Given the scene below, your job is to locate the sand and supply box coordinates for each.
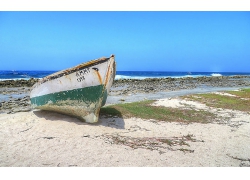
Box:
[1,92,250,167]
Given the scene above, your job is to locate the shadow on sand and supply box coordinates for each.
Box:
[33,107,125,129]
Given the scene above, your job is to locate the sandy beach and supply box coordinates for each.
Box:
[1,77,250,167]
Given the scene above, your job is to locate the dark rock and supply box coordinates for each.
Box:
[0,78,39,87]
[111,75,250,95]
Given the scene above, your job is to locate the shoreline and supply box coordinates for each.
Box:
[106,86,250,105]
[1,75,250,114]
[0,76,250,167]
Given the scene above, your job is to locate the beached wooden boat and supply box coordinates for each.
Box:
[30,55,116,123]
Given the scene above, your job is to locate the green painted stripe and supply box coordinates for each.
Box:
[101,89,108,106]
[31,85,106,107]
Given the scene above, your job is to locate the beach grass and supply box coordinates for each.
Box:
[101,88,250,122]
[184,88,250,112]
[100,100,216,123]
[227,88,250,98]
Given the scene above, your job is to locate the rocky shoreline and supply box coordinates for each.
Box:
[1,75,250,114]
[0,78,39,88]
[111,75,250,95]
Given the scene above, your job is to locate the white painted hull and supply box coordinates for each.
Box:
[30,55,116,123]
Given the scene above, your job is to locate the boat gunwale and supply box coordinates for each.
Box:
[33,56,113,86]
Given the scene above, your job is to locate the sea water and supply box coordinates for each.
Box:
[1,70,250,81]
[115,71,250,80]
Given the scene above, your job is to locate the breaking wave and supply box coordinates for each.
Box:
[211,73,222,77]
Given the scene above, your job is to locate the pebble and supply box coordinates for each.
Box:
[82,134,90,138]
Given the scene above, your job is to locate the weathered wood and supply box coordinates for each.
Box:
[30,55,116,123]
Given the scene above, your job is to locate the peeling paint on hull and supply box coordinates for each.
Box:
[30,55,116,123]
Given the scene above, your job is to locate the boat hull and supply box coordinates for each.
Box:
[30,55,116,123]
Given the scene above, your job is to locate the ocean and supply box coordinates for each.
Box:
[1,70,250,81]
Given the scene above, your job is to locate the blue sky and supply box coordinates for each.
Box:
[0,11,250,72]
